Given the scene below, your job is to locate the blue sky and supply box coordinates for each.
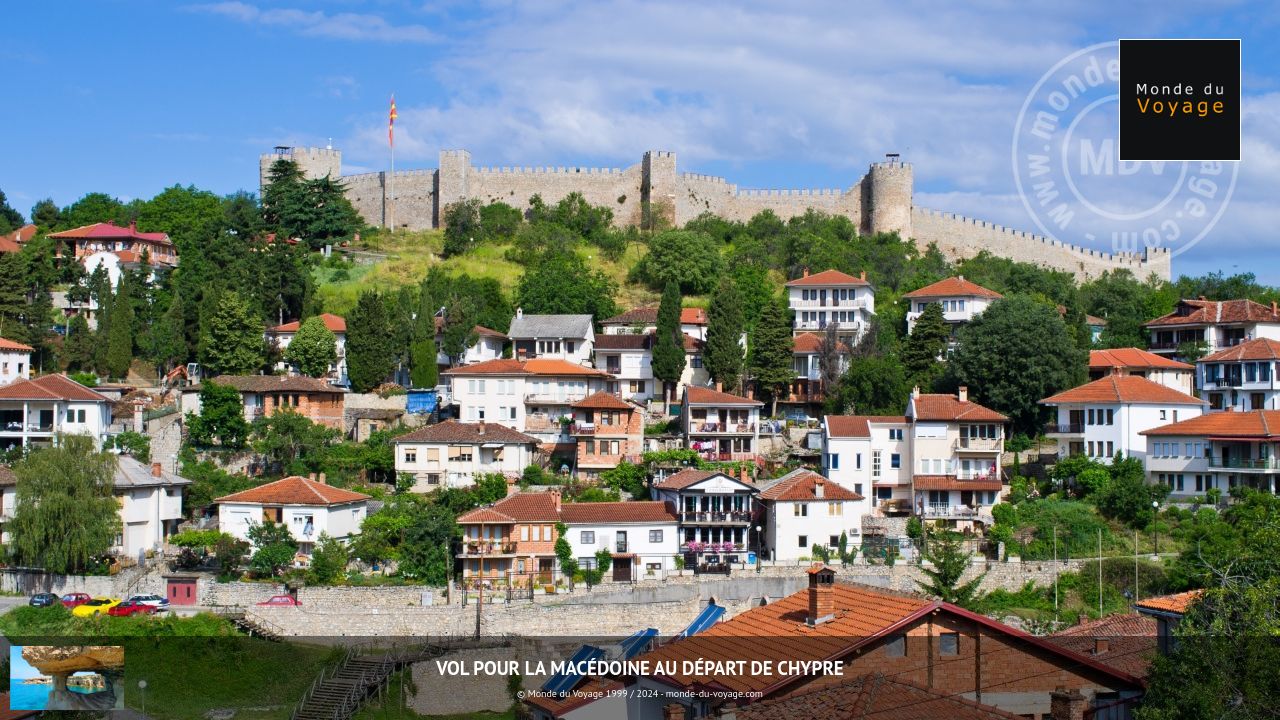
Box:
[2,1,1277,281]
[10,646,42,680]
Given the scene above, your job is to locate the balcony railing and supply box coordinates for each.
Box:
[460,540,518,555]
[954,471,1001,482]
[694,451,758,462]
[1147,341,1182,350]
[923,504,982,519]
[0,421,53,433]
[1206,457,1280,470]
[955,437,1002,451]
[680,511,753,525]
[690,422,756,434]
[1044,423,1084,435]
[791,298,868,309]
[569,423,595,435]
[524,392,589,404]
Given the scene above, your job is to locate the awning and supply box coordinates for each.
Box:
[481,442,506,449]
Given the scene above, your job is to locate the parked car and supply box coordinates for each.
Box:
[127,594,170,609]
[256,595,301,607]
[107,599,158,617]
[71,598,122,617]
[60,593,92,608]
[28,593,59,608]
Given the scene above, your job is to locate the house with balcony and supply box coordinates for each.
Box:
[651,468,758,569]
[594,334,654,403]
[507,309,594,365]
[49,221,178,286]
[1042,375,1205,463]
[1197,338,1280,411]
[560,501,680,581]
[780,332,848,421]
[906,387,1008,528]
[180,375,346,429]
[392,420,539,491]
[1143,298,1280,358]
[216,475,370,555]
[758,469,865,562]
[569,392,644,480]
[785,269,875,345]
[1089,348,1195,394]
[1141,410,1280,498]
[682,385,763,462]
[266,313,349,386]
[903,276,1003,341]
[822,415,911,514]
[600,306,708,341]
[456,491,563,587]
[112,456,190,558]
[0,337,32,386]
[0,374,111,450]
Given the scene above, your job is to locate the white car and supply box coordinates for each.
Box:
[128,594,170,609]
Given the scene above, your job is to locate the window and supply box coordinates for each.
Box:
[830,535,840,546]
[1160,409,1167,420]
[854,483,863,495]
[856,453,862,469]
[890,453,901,469]
[520,526,529,541]
[580,531,595,544]
[889,428,904,440]
[542,525,552,541]
[649,529,663,543]
[940,632,959,656]
[830,453,839,469]
[690,355,703,368]
[872,451,881,478]
[403,450,417,463]
[427,474,440,485]
[884,634,906,657]
[828,502,842,516]
[1106,409,1114,425]
[794,504,808,517]
[1106,441,1114,456]
[797,535,808,548]
[1088,409,1095,425]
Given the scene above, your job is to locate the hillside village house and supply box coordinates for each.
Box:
[456,492,562,586]
[392,420,539,491]
[1197,338,1280,411]
[1089,348,1195,394]
[758,469,866,562]
[0,337,32,386]
[651,468,757,565]
[779,332,848,421]
[592,334,654,403]
[600,306,708,340]
[112,456,189,558]
[427,315,508,368]
[785,269,875,345]
[903,275,1003,340]
[507,310,594,365]
[1143,298,1280,357]
[682,385,763,462]
[0,374,111,450]
[1136,590,1202,655]
[1141,411,1280,498]
[216,475,370,555]
[822,415,912,513]
[569,392,644,479]
[181,375,346,429]
[907,388,1007,527]
[49,221,177,286]
[560,501,680,581]
[266,313,348,386]
[1042,375,1205,463]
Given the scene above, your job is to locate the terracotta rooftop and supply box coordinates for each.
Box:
[759,469,863,501]
[443,358,611,377]
[571,391,634,410]
[824,415,908,438]
[1199,337,1280,362]
[652,468,732,490]
[735,673,1023,720]
[601,306,708,326]
[0,465,15,487]
[1090,348,1193,370]
[1040,375,1204,406]
[912,474,1003,491]
[685,385,762,406]
[474,325,507,339]
[792,332,849,354]
[0,336,34,352]
[1135,589,1203,615]
[270,313,346,334]
[3,224,37,245]
[559,500,678,525]
[902,275,1003,299]
[1144,299,1280,328]
[910,393,1007,422]
[216,476,369,506]
[1140,409,1280,438]
[203,375,346,394]
[1047,613,1158,678]
[785,269,870,287]
[457,492,561,524]
[682,333,704,352]
[392,420,538,445]
[49,221,172,245]
[593,334,652,351]
[0,374,108,402]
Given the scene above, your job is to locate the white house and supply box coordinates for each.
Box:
[779,332,849,421]
[460,326,507,365]
[559,501,680,581]
[600,306,709,341]
[392,420,539,491]
[822,414,911,512]
[1143,298,1280,358]
[682,385,763,462]
[266,313,348,386]
[0,374,111,451]
[507,310,594,365]
[1141,410,1280,498]
[0,337,32,386]
[785,269,875,345]
[593,334,654,403]
[1197,338,1280,411]
[216,475,370,555]
[903,276,1003,339]
[1089,348,1195,395]
[758,469,865,562]
[1042,375,1205,463]
[906,388,1008,528]
[112,456,189,558]
[651,468,758,560]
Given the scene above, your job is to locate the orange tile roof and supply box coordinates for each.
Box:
[571,391,634,410]
[759,469,863,501]
[393,420,538,445]
[442,358,610,377]
[735,673,1023,720]
[49,221,172,245]
[653,468,727,490]
[442,358,528,375]
[792,332,849,354]
[270,313,347,334]
[474,325,507,339]
[911,393,1007,422]
[1090,348,1193,370]
[215,476,370,506]
[1047,614,1158,678]
[4,224,38,244]
[1144,299,1280,328]
[559,500,678,525]
[1140,410,1280,438]
[1200,337,1280,362]
[524,358,612,376]
[912,475,1003,491]
[0,236,21,254]
[0,374,108,402]
[1040,375,1204,406]
[682,333,705,352]
[0,336,34,352]
[785,269,870,287]
[1135,589,1203,615]
[457,492,561,524]
[824,415,908,438]
[902,276,1003,299]
[685,385,762,406]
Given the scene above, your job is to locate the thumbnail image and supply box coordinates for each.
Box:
[8,645,124,711]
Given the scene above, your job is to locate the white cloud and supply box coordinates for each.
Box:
[187,2,439,43]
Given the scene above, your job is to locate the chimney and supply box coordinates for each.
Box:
[739,464,750,485]
[318,472,326,485]
[912,385,921,399]
[1049,687,1087,720]
[478,419,486,436]
[859,270,867,282]
[309,473,317,482]
[1093,637,1109,655]
[746,388,754,400]
[958,275,964,281]
[150,462,162,478]
[802,267,809,278]
[662,704,686,720]
[1272,301,1277,315]
[133,400,145,434]
[550,490,562,511]
[1198,295,1207,301]
[958,386,968,403]
[806,564,836,626]
[814,478,824,499]
[516,307,524,319]
[715,381,723,392]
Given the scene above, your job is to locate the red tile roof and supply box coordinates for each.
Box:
[216,476,370,506]
[902,276,1003,299]
[4,224,38,244]
[1199,337,1280,362]
[392,420,538,445]
[601,307,708,325]
[824,415,908,438]
[911,393,1007,422]
[685,385,762,406]
[1135,589,1203,615]
[0,374,108,402]
[1140,410,1280,438]
[912,475,1003,491]
[443,358,610,377]
[682,333,704,352]
[1040,375,1204,406]
[1143,299,1280,328]
[571,391,634,410]
[1090,348,1193,370]
[735,673,1023,720]
[652,468,730,490]
[457,492,561,524]
[1047,614,1158,678]
[474,325,507,339]
[0,336,34,352]
[559,500,678,524]
[49,221,172,245]
[205,375,345,394]
[759,469,863,501]
[593,334,652,351]
[785,269,870,287]
[0,236,19,254]
[792,332,849,354]
[270,313,346,334]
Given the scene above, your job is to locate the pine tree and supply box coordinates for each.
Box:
[651,281,686,413]
[704,277,744,392]
[916,531,985,607]
[347,291,396,393]
[902,301,949,388]
[199,291,265,376]
[750,297,794,416]
[0,253,27,340]
[106,277,135,379]
[150,292,188,372]
[63,314,94,371]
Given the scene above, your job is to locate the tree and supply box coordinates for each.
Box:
[600,462,649,500]
[817,321,844,393]
[250,409,339,474]
[826,356,909,414]
[0,253,28,342]
[0,190,25,233]
[633,230,724,293]
[750,297,794,416]
[30,198,60,230]
[247,520,298,577]
[409,334,439,389]
[149,292,188,372]
[136,184,224,244]
[307,533,349,584]
[186,380,250,449]
[704,277,744,392]
[59,192,127,230]
[949,296,1085,435]
[652,281,686,413]
[261,160,362,249]
[916,531,985,607]
[515,249,617,320]
[554,522,578,582]
[199,291,265,376]
[63,315,94,371]
[7,435,120,573]
[285,316,337,377]
[105,278,134,379]
[1094,454,1169,528]
[442,199,483,257]
[901,301,948,387]
[346,291,396,393]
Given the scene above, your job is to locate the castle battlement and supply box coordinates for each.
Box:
[472,165,626,175]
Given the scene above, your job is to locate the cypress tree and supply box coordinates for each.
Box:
[105,277,134,379]
[749,297,794,416]
[651,281,686,414]
[346,291,396,393]
[901,301,949,388]
[704,277,744,392]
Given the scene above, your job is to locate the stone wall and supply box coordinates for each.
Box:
[0,567,165,597]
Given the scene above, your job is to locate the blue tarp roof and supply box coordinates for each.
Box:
[678,603,724,638]
[618,627,659,660]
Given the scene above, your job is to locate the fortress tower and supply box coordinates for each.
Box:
[641,150,678,228]
[862,156,913,238]
[258,146,342,191]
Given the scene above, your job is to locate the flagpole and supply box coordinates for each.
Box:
[388,93,396,232]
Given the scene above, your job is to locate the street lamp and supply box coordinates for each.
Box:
[754,525,763,574]
[138,679,147,715]
[1150,500,1160,561]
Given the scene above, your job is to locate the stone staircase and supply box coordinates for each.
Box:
[291,644,450,720]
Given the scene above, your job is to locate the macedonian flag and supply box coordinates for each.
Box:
[389,95,398,147]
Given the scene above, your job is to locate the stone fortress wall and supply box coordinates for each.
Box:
[259,146,1171,281]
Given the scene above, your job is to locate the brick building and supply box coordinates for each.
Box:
[181,375,346,429]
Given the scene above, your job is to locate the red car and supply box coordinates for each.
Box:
[107,599,159,617]
[60,593,92,608]
[256,595,301,607]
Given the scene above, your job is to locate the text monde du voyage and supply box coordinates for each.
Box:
[1134,83,1229,118]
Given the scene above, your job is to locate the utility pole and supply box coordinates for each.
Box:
[1098,528,1103,617]
[1053,526,1058,615]
[475,521,483,640]
[1134,529,1140,604]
